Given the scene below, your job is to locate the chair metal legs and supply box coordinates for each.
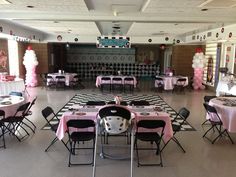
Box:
[203,125,234,144]
[161,136,186,153]
[0,126,6,148]
[45,137,69,152]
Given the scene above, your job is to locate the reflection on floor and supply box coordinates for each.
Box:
[1,79,236,177]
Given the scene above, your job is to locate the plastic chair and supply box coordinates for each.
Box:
[135,120,166,167]
[41,106,69,152]
[98,105,132,159]
[161,107,190,153]
[202,103,234,144]
[67,119,96,166]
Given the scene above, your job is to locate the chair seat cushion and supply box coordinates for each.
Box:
[71,132,95,141]
[136,132,161,142]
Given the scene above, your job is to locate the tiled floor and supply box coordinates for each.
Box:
[1,79,236,177]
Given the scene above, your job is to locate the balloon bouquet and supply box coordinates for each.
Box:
[192,48,206,90]
[23,46,39,87]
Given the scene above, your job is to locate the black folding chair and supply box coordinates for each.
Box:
[124,77,135,93]
[135,119,166,167]
[155,77,164,92]
[203,103,234,144]
[202,96,217,126]
[100,77,111,92]
[3,102,31,141]
[172,78,187,93]
[86,101,106,106]
[67,119,96,166]
[41,106,69,152]
[24,97,37,133]
[0,110,6,148]
[161,107,190,153]
[129,100,150,106]
[112,77,123,92]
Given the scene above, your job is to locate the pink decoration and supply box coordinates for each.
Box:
[23,47,39,87]
[27,45,32,50]
[192,50,206,90]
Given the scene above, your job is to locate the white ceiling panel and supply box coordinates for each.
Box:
[0,0,236,41]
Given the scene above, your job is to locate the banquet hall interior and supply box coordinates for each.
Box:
[1,1,236,177]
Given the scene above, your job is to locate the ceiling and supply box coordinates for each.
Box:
[0,0,236,40]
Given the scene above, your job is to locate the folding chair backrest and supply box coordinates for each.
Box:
[129,100,150,106]
[176,78,186,85]
[67,119,95,129]
[0,110,5,119]
[14,102,30,117]
[137,119,166,132]
[41,106,59,126]
[203,103,221,122]
[178,107,190,120]
[26,97,37,113]
[86,101,106,106]
[203,96,217,103]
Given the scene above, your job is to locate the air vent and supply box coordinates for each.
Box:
[207,32,212,37]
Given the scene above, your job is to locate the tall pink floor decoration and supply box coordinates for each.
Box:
[23,46,39,87]
[192,48,206,90]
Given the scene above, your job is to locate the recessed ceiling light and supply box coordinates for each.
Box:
[174,23,178,26]
[201,8,208,11]
[27,5,34,8]
[112,26,120,29]
[54,21,59,23]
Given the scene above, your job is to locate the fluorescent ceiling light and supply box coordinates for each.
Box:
[0,0,12,4]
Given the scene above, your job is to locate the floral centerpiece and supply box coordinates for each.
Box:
[114,95,122,105]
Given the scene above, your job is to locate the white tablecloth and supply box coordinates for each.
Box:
[209,97,236,132]
[216,81,236,96]
[155,76,188,90]
[0,78,25,96]
[0,95,25,117]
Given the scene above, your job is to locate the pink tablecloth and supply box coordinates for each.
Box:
[56,105,173,143]
[155,76,188,90]
[47,73,77,86]
[96,75,137,88]
[0,95,25,117]
[209,97,236,132]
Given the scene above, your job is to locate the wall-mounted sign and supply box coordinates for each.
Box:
[97,36,131,48]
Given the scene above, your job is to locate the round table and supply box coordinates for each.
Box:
[0,95,25,118]
[209,97,236,132]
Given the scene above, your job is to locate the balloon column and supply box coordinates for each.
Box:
[23,46,39,87]
[192,48,206,90]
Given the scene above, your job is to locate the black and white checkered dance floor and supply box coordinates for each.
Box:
[42,93,195,131]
